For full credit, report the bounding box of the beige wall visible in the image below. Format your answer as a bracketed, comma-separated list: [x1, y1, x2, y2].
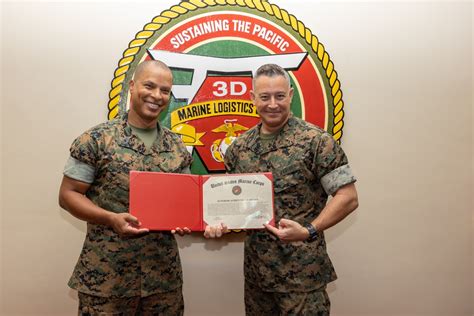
[1, 1, 472, 315]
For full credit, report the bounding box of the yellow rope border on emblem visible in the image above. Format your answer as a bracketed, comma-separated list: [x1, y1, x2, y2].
[108, 0, 345, 141]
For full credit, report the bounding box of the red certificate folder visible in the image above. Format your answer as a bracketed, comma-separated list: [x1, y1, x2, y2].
[129, 171, 274, 231]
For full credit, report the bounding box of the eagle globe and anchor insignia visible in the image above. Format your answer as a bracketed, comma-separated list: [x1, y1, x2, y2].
[211, 119, 248, 162]
[107, 0, 346, 175]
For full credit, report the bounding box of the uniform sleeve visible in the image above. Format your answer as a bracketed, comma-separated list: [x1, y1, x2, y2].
[63, 156, 96, 183]
[169, 132, 193, 173]
[223, 141, 237, 173]
[182, 151, 193, 172]
[69, 130, 100, 169]
[313, 132, 356, 195]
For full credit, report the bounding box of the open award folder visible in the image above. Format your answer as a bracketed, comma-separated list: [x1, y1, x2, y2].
[129, 171, 275, 231]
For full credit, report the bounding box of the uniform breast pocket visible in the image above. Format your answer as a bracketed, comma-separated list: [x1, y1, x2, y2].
[150, 153, 185, 173]
[273, 163, 309, 193]
[273, 162, 314, 212]
[101, 151, 138, 185]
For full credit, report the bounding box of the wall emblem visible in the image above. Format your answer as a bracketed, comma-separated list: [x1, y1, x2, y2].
[108, 0, 346, 174]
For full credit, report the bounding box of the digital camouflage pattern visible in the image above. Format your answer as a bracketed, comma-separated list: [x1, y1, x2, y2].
[78, 287, 184, 315]
[224, 115, 356, 293]
[67, 112, 192, 297]
[245, 281, 330, 316]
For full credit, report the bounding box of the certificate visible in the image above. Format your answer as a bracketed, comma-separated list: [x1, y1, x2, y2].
[129, 171, 274, 231]
[202, 174, 274, 229]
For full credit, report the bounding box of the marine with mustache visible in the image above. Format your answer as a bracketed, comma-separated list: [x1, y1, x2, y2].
[206, 63, 359, 315]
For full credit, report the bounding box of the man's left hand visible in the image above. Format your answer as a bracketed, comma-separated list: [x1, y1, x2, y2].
[172, 227, 191, 236]
[264, 218, 309, 242]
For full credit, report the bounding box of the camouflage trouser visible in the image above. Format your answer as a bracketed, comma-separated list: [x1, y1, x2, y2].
[245, 282, 330, 316]
[77, 288, 184, 316]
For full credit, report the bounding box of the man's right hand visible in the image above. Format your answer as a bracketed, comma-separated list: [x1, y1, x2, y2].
[108, 213, 149, 236]
[204, 223, 229, 238]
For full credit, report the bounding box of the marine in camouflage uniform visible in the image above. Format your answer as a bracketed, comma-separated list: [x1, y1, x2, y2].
[219, 64, 358, 315]
[59, 61, 192, 315]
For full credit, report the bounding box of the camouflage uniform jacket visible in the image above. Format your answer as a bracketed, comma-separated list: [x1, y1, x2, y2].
[67, 112, 192, 297]
[224, 115, 356, 293]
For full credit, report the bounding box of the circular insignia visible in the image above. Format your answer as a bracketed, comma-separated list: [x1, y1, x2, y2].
[108, 0, 346, 175]
[232, 185, 242, 195]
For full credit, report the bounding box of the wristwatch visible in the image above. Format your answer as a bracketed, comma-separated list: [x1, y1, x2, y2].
[305, 223, 318, 242]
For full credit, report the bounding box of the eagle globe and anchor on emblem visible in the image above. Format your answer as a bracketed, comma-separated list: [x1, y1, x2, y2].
[210, 119, 248, 162]
[108, 2, 347, 174]
[144, 50, 308, 173]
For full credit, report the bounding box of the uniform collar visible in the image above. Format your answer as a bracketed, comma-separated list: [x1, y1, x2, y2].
[245, 113, 296, 155]
[117, 112, 173, 154]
